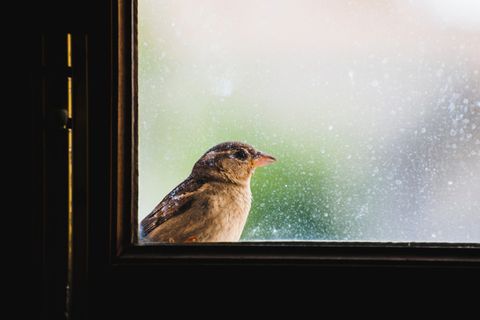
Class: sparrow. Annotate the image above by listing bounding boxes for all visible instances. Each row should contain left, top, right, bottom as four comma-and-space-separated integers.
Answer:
140, 141, 276, 243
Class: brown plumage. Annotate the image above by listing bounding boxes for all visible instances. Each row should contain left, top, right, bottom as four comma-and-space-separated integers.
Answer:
140, 142, 276, 243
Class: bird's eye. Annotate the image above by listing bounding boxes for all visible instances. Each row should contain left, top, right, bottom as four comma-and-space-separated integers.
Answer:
232, 149, 248, 160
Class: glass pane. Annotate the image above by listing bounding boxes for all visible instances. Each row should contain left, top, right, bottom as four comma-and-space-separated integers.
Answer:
138, 0, 480, 242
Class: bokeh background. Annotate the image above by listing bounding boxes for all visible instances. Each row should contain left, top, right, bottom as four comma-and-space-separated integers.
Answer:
138, 0, 480, 242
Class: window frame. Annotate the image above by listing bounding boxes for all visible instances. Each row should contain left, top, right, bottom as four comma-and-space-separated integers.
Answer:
110, 0, 480, 268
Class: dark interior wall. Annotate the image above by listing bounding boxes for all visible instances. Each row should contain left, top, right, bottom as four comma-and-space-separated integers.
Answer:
29, 1, 110, 318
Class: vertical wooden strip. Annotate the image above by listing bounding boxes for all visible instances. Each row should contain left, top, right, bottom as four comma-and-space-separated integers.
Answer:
66, 32, 73, 319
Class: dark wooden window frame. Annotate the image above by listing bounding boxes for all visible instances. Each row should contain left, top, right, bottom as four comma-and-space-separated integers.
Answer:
110, 0, 480, 269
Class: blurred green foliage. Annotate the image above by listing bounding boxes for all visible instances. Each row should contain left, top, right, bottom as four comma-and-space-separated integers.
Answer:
137, 2, 360, 241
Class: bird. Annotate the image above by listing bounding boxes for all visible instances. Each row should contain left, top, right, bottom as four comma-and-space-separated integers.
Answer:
140, 141, 276, 243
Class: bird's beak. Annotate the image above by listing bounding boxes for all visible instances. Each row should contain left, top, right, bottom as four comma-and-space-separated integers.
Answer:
253, 151, 276, 167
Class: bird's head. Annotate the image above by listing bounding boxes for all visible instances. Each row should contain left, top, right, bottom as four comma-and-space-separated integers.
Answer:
192, 141, 276, 185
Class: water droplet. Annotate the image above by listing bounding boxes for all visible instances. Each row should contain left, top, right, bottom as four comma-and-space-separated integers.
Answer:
328, 125, 333, 131
448, 103, 455, 112
450, 129, 457, 136
420, 127, 426, 134
395, 179, 402, 185
448, 181, 453, 185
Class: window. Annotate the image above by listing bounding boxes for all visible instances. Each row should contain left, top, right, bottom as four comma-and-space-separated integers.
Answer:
138, 0, 480, 242
32, 2, 480, 318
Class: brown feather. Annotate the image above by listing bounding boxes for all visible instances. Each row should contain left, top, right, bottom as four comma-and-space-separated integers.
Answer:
140, 176, 206, 237
140, 141, 275, 242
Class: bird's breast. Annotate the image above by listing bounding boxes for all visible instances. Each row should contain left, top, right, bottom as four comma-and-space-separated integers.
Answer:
205, 184, 252, 241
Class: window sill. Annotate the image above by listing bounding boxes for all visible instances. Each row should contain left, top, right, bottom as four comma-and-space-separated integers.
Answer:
113, 241, 480, 268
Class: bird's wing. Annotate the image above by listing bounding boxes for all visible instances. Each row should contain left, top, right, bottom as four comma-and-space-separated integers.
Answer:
140, 177, 207, 238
